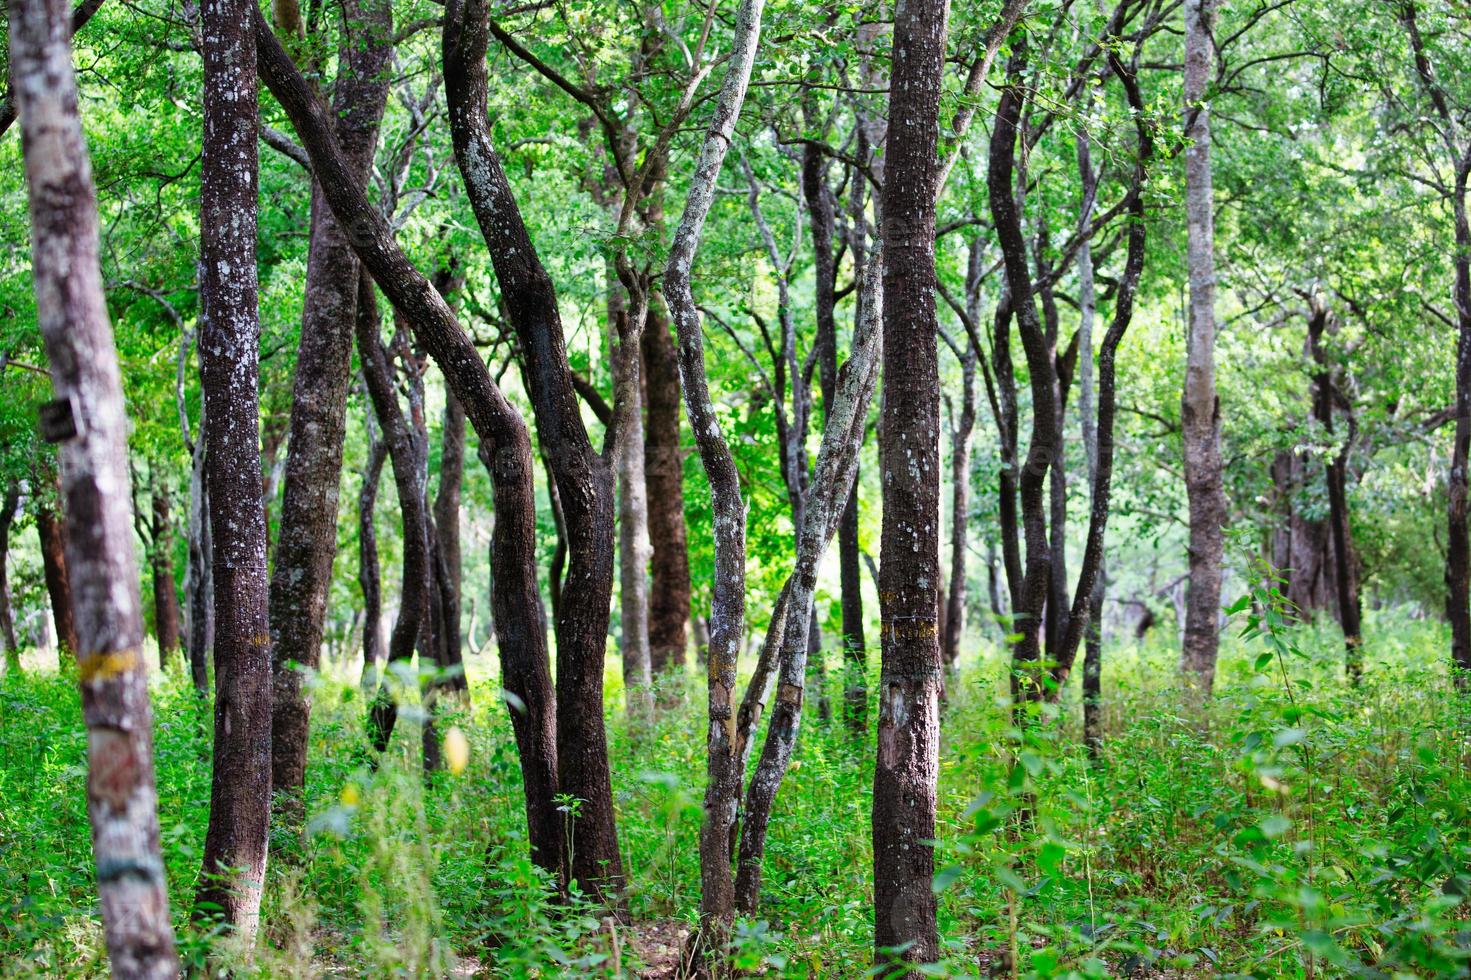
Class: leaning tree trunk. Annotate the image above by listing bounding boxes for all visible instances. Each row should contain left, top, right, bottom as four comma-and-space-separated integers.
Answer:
196, 0, 272, 940
660, 0, 765, 965
1180, 0, 1226, 695
11, 0, 181, 968
433, 388, 466, 688
268, 0, 392, 824
36, 492, 79, 667
874, 0, 948, 963
150, 488, 182, 669
253, 8, 564, 880
442, 0, 622, 898
0, 481, 20, 670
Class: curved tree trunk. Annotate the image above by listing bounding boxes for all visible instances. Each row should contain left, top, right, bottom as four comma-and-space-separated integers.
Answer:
11, 0, 181, 967
874, 0, 948, 962
442, 0, 622, 898
660, 0, 765, 962
358, 422, 387, 692
268, 0, 393, 824
254, 9, 564, 878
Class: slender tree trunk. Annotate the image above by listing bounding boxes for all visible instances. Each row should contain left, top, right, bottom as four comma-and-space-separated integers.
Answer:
1446, 178, 1471, 683
150, 488, 182, 668
1181, 0, 1226, 695
443, 0, 621, 898
268, 0, 393, 823
10, 0, 181, 968
874, 0, 948, 963
0, 482, 21, 670
434, 387, 467, 690
358, 422, 387, 692
660, 0, 765, 963
1076, 124, 1105, 755
254, 9, 564, 878
196, 0, 272, 939
185, 422, 213, 696
643, 291, 691, 680
36, 494, 79, 667
609, 268, 653, 721
943, 244, 982, 669
358, 289, 432, 756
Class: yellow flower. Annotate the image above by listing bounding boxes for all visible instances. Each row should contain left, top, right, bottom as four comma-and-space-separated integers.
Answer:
445, 727, 471, 776
340, 783, 361, 807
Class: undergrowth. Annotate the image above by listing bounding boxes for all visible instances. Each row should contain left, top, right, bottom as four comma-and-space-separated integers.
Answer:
1, 600, 1468, 977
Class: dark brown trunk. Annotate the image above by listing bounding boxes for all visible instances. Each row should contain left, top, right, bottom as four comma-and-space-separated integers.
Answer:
840, 116, 871, 735
358, 285, 433, 756
36, 494, 79, 666
1448, 181, 1471, 682
150, 489, 181, 668
11, 0, 181, 964
268, 0, 393, 822
185, 431, 213, 696
874, 0, 947, 962
358, 425, 387, 691
434, 388, 466, 687
253, 9, 564, 878
0, 482, 18, 670
443, 0, 621, 898
643, 292, 691, 678
196, 0, 272, 939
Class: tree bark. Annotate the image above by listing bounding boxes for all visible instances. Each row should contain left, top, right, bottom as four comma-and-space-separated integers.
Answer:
942, 243, 983, 669
10, 0, 181, 967
150, 488, 181, 669
660, 0, 765, 963
609, 271, 653, 721
357, 282, 433, 756
442, 0, 622, 898
1181, 0, 1226, 695
268, 0, 393, 823
874, 0, 948, 963
185, 418, 213, 696
358, 420, 387, 692
253, 8, 564, 879
36, 492, 79, 666
643, 292, 691, 679
196, 0, 272, 939
0, 482, 19, 670
434, 386, 467, 690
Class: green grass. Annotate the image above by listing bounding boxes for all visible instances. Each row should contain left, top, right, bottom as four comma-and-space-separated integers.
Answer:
2, 605, 1469, 977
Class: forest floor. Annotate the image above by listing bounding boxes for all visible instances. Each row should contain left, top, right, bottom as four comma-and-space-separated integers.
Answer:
1, 608, 1469, 977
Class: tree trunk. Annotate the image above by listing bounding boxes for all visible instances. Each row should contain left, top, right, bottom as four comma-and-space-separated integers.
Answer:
1076, 123, 1105, 756
150, 488, 182, 669
358, 288, 432, 756
358, 422, 387, 692
660, 0, 765, 963
254, 9, 564, 879
434, 387, 467, 690
609, 268, 653, 721
874, 0, 948, 963
10, 0, 181, 967
268, 0, 392, 823
443, 0, 621, 898
1181, 0, 1226, 695
643, 292, 691, 679
0, 482, 21, 670
942, 243, 983, 669
36, 493, 79, 667
185, 420, 213, 696
1446, 176, 1471, 683
196, 0, 272, 939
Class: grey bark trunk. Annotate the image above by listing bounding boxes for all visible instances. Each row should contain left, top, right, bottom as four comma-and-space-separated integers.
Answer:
1181, 0, 1226, 694
10, 0, 181, 968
